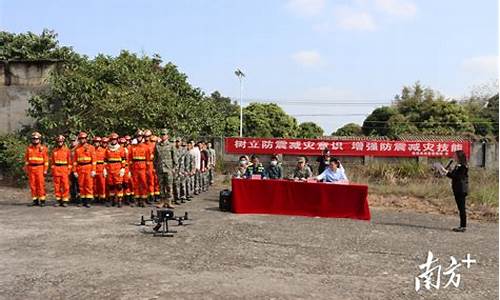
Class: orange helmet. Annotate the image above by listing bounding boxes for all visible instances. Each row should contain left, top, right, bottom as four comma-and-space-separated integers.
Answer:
78, 131, 88, 139
144, 129, 152, 137
55, 135, 65, 142
92, 136, 102, 142
31, 132, 42, 139
109, 132, 119, 140
101, 137, 109, 143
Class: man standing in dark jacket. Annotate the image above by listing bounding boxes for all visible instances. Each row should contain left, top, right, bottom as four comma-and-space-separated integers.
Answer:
442, 150, 469, 232
316, 147, 330, 175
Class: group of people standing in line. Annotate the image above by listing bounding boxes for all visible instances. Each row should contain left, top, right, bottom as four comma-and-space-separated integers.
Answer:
24, 129, 216, 208
233, 148, 348, 183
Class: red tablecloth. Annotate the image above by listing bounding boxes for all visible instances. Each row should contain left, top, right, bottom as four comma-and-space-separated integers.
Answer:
231, 178, 370, 220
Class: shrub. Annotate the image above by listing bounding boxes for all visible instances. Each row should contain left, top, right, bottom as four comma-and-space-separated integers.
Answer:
0, 134, 28, 186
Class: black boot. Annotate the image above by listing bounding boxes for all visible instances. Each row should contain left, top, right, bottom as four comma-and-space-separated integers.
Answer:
40, 200, 46, 207
30, 199, 39, 207
61, 201, 68, 207
82, 198, 90, 208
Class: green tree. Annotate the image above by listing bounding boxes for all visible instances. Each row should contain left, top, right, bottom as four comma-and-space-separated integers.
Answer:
205, 91, 240, 137
333, 123, 362, 136
0, 29, 76, 60
362, 106, 399, 136
363, 82, 475, 137
243, 103, 298, 138
28, 50, 223, 139
297, 122, 324, 138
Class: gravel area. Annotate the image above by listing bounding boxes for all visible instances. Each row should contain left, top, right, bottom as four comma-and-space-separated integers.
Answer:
0, 179, 497, 300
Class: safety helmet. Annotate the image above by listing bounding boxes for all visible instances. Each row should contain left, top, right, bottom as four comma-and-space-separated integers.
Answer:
31, 132, 42, 139
109, 132, 119, 140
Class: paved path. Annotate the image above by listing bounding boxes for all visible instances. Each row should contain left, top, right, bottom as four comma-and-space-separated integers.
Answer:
0, 183, 497, 299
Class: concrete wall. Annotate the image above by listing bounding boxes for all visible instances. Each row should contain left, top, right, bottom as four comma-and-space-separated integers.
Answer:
0, 61, 59, 134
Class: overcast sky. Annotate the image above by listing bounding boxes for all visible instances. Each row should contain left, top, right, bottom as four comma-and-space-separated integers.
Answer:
1, 0, 498, 133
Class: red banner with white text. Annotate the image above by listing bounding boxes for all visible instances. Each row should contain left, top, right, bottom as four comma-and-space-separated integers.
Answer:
224, 137, 470, 158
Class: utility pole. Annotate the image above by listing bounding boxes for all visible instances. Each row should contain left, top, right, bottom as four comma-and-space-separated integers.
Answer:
234, 68, 245, 137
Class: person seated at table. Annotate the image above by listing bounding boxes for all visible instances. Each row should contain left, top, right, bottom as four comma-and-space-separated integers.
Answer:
315, 158, 349, 183
292, 157, 313, 181
266, 155, 283, 179
233, 155, 249, 178
244, 154, 267, 179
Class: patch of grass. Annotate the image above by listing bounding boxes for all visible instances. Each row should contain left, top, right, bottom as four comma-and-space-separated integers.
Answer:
348, 164, 498, 207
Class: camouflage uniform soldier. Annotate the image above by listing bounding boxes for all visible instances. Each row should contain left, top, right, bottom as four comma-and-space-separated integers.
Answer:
153, 129, 175, 209
181, 140, 192, 201
207, 142, 216, 185
172, 137, 184, 204
186, 141, 196, 197
292, 157, 313, 180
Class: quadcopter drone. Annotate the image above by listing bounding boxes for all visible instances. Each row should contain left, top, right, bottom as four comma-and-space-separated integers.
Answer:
139, 208, 189, 237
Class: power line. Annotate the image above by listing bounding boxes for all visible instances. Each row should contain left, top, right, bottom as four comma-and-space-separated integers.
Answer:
230, 98, 392, 106
293, 113, 369, 117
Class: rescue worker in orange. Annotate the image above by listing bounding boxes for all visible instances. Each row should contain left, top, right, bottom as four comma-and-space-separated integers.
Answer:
73, 131, 96, 208
129, 130, 151, 207
105, 133, 127, 207
69, 134, 80, 203
101, 137, 110, 201
93, 136, 107, 203
144, 129, 158, 204
24, 132, 49, 206
51, 135, 72, 207
151, 134, 161, 200
119, 136, 133, 206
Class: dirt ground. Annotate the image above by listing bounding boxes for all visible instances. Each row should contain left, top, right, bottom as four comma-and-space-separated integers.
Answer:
0, 178, 497, 300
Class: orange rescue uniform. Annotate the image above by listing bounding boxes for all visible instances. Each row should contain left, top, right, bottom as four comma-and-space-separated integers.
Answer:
51, 145, 72, 201
25, 144, 49, 201
105, 145, 127, 198
73, 144, 96, 199
145, 140, 159, 197
94, 146, 107, 199
129, 143, 151, 199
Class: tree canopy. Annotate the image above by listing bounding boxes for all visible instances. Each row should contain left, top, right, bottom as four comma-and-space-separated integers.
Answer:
242, 103, 299, 138
297, 122, 324, 138
361, 82, 476, 138
28, 50, 229, 139
333, 123, 362, 136
0, 29, 76, 61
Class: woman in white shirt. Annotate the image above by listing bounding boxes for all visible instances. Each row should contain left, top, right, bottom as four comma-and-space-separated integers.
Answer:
315, 158, 348, 183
